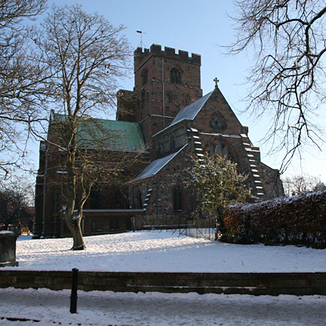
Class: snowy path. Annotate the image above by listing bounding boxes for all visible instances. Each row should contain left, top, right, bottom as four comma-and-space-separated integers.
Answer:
1, 287, 326, 326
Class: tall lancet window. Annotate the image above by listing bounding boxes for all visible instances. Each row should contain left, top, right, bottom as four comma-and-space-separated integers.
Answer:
170, 68, 181, 84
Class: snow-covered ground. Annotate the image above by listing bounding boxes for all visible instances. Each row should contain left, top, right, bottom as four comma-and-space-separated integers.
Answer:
7, 231, 326, 272
1, 231, 326, 325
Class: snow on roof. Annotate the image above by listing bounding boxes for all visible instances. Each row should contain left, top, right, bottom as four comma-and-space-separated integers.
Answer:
153, 91, 213, 137
169, 91, 213, 127
132, 144, 188, 181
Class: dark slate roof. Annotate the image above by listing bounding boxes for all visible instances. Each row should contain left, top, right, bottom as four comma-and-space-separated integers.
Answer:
52, 113, 147, 152
168, 91, 213, 128
132, 144, 188, 181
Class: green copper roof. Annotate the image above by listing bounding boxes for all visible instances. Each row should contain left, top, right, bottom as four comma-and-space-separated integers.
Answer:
52, 113, 147, 152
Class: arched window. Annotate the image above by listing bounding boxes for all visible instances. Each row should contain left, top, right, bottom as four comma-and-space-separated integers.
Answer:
210, 140, 229, 159
170, 135, 175, 151
210, 113, 227, 131
173, 186, 182, 211
146, 90, 150, 104
170, 68, 181, 84
184, 95, 191, 106
210, 144, 215, 157
211, 115, 223, 129
167, 92, 173, 103
137, 191, 142, 209
156, 143, 160, 156
141, 68, 148, 86
224, 145, 228, 158
141, 89, 145, 108
216, 140, 222, 156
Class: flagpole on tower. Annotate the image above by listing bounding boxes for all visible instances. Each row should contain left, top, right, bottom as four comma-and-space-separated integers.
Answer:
136, 30, 147, 51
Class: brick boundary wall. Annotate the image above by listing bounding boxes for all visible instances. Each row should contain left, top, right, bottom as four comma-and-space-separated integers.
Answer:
1, 271, 326, 296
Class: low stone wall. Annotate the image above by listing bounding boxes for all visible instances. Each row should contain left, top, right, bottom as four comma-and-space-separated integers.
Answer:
133, 215, 188, 230
1, 270, 326, 296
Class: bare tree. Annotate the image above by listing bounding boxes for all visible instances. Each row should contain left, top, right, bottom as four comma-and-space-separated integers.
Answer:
0, 0, 47, 177
228, 0, 326, 172
0, 177, 35, 232
35, 5, 132, 250
313, 181, 326, 191
283, 174, 321, 196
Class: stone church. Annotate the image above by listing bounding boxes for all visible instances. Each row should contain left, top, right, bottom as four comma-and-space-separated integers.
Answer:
34, 44, 284, 238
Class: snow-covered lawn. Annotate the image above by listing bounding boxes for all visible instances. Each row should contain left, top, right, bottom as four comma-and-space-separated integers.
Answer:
7, 230, 326, 272
1, 231, 326, 325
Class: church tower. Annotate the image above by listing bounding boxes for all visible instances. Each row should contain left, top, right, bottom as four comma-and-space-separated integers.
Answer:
117, 44, 202, 142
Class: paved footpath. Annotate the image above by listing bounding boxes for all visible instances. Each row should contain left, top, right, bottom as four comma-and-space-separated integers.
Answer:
1, 288, 326, 325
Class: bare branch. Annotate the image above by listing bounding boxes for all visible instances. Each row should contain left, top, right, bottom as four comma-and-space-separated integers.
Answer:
34, 4, 133, 250
228, 0, 326, 170
0, 0, 47, 176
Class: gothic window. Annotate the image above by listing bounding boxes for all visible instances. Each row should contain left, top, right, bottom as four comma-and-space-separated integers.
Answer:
91, 220, 97, 232
210, 143, 215, 157
184, 95, 191, 106
210, 113, 226, 131
170, 135, 175, 151
110, 219, 119, 231
137, 191, 142, 209
224, 145, 228, 158
164, 135, 168, 152
155, 142, 159, 156
216, 140, 222, 156
121, 191, 129, 209
146, 90, 150, 104
170, 68, 181, 84
173, 186, 182, 211
141, 89, 145, 108
211, 116, 222, 129
167, 92, 173, 103
141, 68, 148, 86
210, 140, 229, 159
92, 220, 102, 232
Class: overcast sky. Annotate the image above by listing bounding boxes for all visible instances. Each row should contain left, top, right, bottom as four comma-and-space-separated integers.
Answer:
27, 0, 326, 184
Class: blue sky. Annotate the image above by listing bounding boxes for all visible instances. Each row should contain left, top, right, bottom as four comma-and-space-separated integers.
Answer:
48, 0, 247, 99
31, 0, 326, 183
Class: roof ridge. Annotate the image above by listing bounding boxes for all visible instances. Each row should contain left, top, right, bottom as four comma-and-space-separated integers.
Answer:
53, 112, 139, 126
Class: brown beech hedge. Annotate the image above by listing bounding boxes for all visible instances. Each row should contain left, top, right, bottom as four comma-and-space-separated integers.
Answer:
222, 190, 326, 248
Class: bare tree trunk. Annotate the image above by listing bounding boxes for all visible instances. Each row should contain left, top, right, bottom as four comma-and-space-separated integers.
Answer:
65, 194, 86, 250
65, 211, 86, 250
64, 134, 86, 250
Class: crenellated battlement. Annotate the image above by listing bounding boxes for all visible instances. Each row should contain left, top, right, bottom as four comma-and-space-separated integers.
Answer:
134, 44, 201, 67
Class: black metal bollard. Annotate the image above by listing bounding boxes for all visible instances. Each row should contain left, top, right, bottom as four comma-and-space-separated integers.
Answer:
70, 268, 79, 313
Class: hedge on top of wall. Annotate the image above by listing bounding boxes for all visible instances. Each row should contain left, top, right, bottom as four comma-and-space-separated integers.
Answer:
222, 190, 326, 248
